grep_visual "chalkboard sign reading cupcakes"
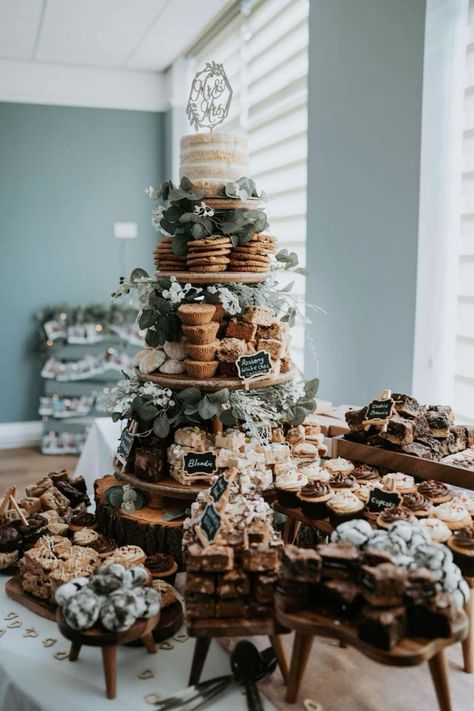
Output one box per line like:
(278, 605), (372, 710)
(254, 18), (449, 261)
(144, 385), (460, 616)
(367, 487), (401, 513)
(362, 397), (395, 426)
(200, 504), (221, 542)
(210, 475), (228, 503)
(184, 451), (217, 476)
(236, 350), (272, 380)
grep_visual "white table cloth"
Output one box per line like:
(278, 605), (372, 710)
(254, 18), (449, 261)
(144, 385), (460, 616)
(0, 579), (274, 711)
(75, 418), (122, 497)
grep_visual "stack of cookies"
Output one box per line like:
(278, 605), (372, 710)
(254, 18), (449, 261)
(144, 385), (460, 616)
(185, 237), (232, 273)
(228, 233), (277, 273)
(154, 237), (187, 272)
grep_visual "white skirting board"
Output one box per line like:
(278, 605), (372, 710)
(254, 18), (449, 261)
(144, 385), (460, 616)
(0, 421), (43, 449)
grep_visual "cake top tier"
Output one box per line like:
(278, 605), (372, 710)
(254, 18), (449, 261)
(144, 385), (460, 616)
(180, 132), (249, 197)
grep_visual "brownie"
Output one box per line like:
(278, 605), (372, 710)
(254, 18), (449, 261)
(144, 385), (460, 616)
(401, 442), (433, 459)
(466, 425), (474, 448)
(414, 436), (445, 461)
(216, 570), (249, 598)
(407, 594), (457, 638)
(247, 601), (273, 618)
(0, 526), (21, 553)
(404, 568), (436, 604)
(345, 407), (368, 432)
(242, 545), (278, 572)
(280, 544), (322, 583)
(320, 579), (363, 619)
(134, 447), (165, 482)
(426, 411), (451, 437)
(186, 544), (233, 573)
(426, 405), (454, 423)
(186, 594), (216, 620)
(449, 425), (467, 453)
(54, 480), (89, 508)
(360, 548), (395, 567)
(380, 417), (414, 446)
(358, 605), (406, 650)
(253, 572), (278, 604)
(359, 563), (407, 606)
(187, 573), (215, 596)
(317, 543), (359, 580)
(70, 512), (96, 528)
(69, 475), (88, 494)
(215, 599), (247, 618)
(392, 393), (422, 419)
(276, 578), (310, 612)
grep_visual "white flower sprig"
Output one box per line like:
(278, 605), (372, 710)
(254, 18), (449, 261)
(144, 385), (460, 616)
(161, 276), (194, 305)
(193, 201), (215, 218)
(206, 285), (241, 315)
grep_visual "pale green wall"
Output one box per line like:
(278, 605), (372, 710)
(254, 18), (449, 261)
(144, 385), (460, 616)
(0, 102), (164, 422)
(305, 0), (426, 405)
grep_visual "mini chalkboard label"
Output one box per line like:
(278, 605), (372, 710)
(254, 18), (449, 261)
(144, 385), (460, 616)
(199, 504), (221, 542)
(115, 428), (134, 466)
(363, 398), (394, 424)
(209, 475), (228, 503)
(184, 451), (217, 476)
(367, 487), (401, 513)
(236, 350), (272, 380)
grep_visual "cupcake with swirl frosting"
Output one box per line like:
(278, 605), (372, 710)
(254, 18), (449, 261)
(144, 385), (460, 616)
(376, 506), (414, 530)
(448, 527), (474, 575)
(329, 472), (358, 491)
(275, 469), (308, 508)
(352, 463), (380, 484)
(326, 491), (364, 526)
(401, 492), (433, 518)
(417, 480), (453, 505)
(298, 481), (334, 519)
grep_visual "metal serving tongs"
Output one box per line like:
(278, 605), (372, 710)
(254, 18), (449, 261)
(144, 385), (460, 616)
(154, 644), (276, 710)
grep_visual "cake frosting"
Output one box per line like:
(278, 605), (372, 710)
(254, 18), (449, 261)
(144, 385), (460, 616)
(180, 133), (249, 196)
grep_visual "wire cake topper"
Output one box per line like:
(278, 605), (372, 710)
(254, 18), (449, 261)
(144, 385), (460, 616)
(186, 62), (233, 132)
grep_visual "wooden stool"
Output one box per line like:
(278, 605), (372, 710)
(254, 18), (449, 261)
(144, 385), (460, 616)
(57, 610), (160, 699)
(275, 598), (468, 711)
(461, 575), (474, 673)
(187, 617), (289, 686)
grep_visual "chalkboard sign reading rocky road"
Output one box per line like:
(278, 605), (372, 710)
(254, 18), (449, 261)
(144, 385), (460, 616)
(200, 504), (221, 542)
(236, 350), (272, 380)
(184, 451), (217, 476)
(210, 475), (228, 503)
(367, 487), (401, 513)
(363, 398), (395, 425)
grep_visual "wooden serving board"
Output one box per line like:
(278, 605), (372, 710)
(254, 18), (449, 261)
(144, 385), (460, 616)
(195, 197), (263, 211)
(6, 576), (56, 621)
(136, 368), (295, 392)
(154, 270), (269, 285)
(188, 615), (285, 638)
(127, 601), (184, 645)
(334, 436), (474, 491)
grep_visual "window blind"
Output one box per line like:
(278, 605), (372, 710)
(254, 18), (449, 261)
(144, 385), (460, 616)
(189, 0), (310, 373)
(455, 0), (474, 423)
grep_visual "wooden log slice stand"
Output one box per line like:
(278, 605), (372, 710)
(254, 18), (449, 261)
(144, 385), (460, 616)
(274, 596), (468, 710)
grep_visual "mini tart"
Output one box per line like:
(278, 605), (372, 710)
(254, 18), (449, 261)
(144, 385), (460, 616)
(177, 303), (216, 325)
(322, 457), (354, 475)
(376, 506), (414, 530)
(381, 472), (416, 494)
(417, 479), (453, 505)
(182, 321), (220, 345)
(145, 553), (178, 584)
(328, 472), (358, 490)
(185, 339), (220, 362)
(419, 517), (452, 543)
(326, 491), (364, 526)
(184, 359), (219, 378)
(69, 512), (97, 532)
(433, 502), (472, 531)
(401, 492), (433, 518)
(297, 482), (334, 519)
(351, 463), (380, 483)
(447, 527), (474, 576)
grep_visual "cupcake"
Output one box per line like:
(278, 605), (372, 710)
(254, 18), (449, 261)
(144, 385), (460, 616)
(376, 506), (414, 530)
(297, 481), (334, 519)
(326, 491), (364, 526)
(401, 493), (433, 518)
(177, 303), (216, 325)
(72, 527), (99, 546)
(417, 480), (453, 505)
(87, 535), (117, 559)
(185, 340), (220, 362)
(451, 494), (474, 516)
(184, 359), (219, 378)
(108, 545), (146, 568)
(182, 322), (220, 344)
(299, 461), (330, 483)
(322, 457), (354, 476)
(329, 472), (358, 491)
(145, 553), (178, 584)
(69, 512), (97, 532)
(448, 527), (474, 576)
(352, 463), (380, 484)
(355, 481), (379, 504)
(275, 469), (308, 508)
(433, 502), (472, 531)
(419, 517), (451, 543)
(381, 473), (416, 494)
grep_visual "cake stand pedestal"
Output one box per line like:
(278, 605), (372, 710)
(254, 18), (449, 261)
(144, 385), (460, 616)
(274, 502), (334, 545)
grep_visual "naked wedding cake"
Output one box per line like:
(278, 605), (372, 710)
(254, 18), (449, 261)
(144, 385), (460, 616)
(179, 132), (249, 195)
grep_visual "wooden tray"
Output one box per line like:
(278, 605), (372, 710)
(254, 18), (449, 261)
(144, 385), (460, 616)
(188, 615), (285, 638)
(126, 601), (184, 645)
(154, 270), (269, 285)
(136, 368), (295, 392)
(334, 436), (474, 490)
(6, 575), (56, 621)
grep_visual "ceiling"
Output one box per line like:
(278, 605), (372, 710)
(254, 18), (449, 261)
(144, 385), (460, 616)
(0, 0), (229, 72)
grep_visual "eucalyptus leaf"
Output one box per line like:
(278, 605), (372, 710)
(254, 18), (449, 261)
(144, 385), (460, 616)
(207, 388), (230, 405)
(131, 268), (149, 281)
(139, 309), (157, 329)
(153, 411), (170, 438)
(172, 235), (189, 257)
(177, 387), (202, 403)
(137, 402), (159, 421)
(198, 397), (218, 419)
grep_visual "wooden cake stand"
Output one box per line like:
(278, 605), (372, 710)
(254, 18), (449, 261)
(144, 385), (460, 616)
(154, 270), (270, 285)
(57, 609), (160, 699)
(136, 368), (295, 392)
(274, 597), (468, 710)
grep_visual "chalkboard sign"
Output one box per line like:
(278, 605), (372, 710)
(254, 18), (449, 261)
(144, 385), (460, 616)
(199, 504), (221, 542)
(363, 398), (394, 424)
(236, 350), (272, 380)
(210, 475), (228, 503)
(367, 487), (401, 513)
(115, 428), (134, 466)
(183, 451), (217, 476)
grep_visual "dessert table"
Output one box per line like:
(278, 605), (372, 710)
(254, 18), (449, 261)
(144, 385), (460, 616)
(0, 578), (275, 711)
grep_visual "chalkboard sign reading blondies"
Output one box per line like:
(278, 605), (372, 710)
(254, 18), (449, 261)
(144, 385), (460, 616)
(184, 451), (217, 476)
(209, 475), (228, 503)
(363, 398), (395, 426)
(200, 504), (221, 542)
(367, 487), (401, 513)
(236, 350), (272, 380)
